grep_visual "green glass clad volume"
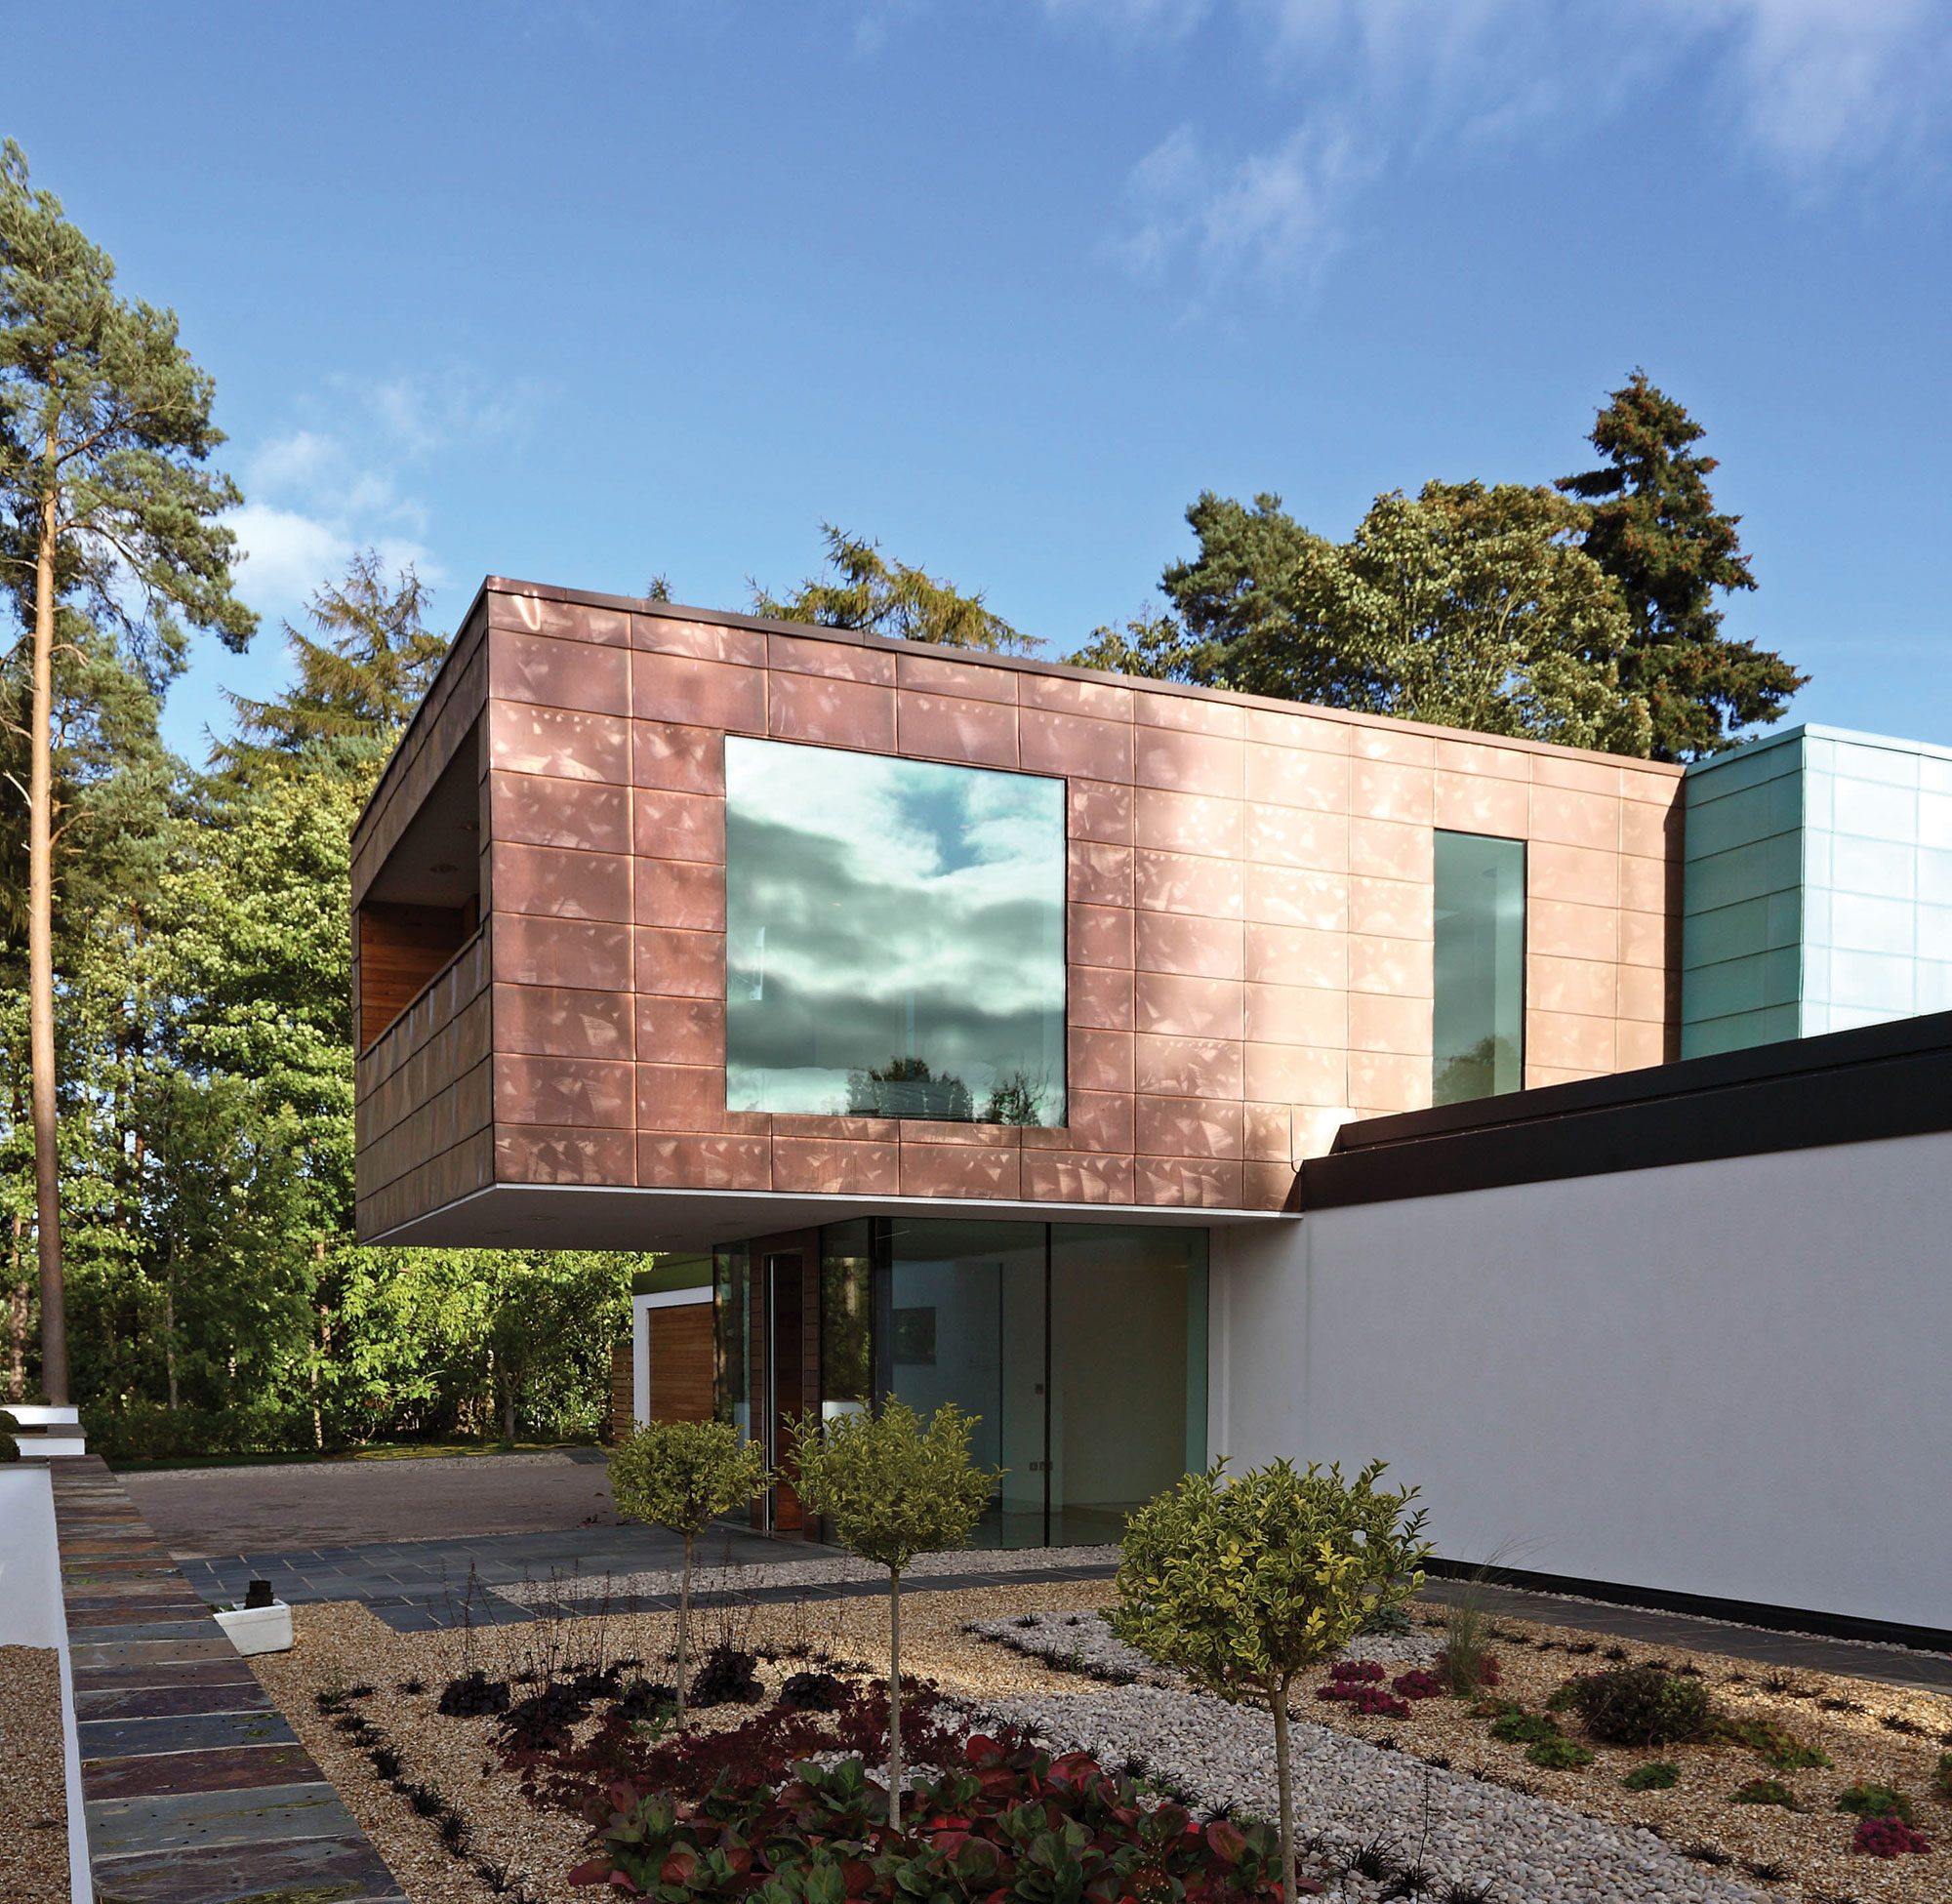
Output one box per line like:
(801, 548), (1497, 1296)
(724, 738), (1067, 1125)
(1433, 830), (1527, 1104)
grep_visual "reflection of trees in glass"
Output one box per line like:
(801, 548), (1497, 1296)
(981, 1069), (1046, 1125)
(846, 1056), (973, 1121)
(1433, 1034), (1520, 1106)
(820, 1246), (872, 1408)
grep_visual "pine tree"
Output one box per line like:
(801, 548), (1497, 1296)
(1558, 371), (1805, 760)
(223, 552), (445, 775)
(753, 523), (1038, 654)
(0, 142), (252, 1403)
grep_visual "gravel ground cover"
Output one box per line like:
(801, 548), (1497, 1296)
(968, 1607), (1952, 1904)
(252, 1584), (1950, 1904)
(0, 1645), (70, 1904)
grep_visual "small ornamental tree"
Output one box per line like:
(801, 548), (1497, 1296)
(1113, 1458), (1431, 1904)
(609, 1418), (772, 1726)
(788, 1398), (996, 1826)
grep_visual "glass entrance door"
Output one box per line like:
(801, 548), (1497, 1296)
(763, 1252), (804, 1533)
(881, 1219), (1046, 1548)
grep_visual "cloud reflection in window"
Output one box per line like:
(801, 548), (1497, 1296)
(724, 738), (1067, 1125)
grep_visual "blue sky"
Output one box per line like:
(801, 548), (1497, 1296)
(13, 0), (1952, 760)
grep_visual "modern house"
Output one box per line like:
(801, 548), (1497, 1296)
(352, 580), (1951, 1637)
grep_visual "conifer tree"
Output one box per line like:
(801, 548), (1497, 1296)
(754, 523), (1038, 654)
(223, 552), (444, 775)
(1558, 370), (1805, 760)
(0, 142), (252, 1402)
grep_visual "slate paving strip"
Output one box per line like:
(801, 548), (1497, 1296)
(48, 1456), (410, 1904)
(90, 1831), (406, 1904)
(83, 1780), (351, 1855)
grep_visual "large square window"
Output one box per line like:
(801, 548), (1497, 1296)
(724, 739), (1067, 1125)
(1433, 830), (1525, 1105)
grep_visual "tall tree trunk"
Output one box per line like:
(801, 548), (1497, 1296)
(887, 1569), (904, 1829)
(1272, 1676), (1296, 1904)
(29, 454), (68, 1405)
(312, 1239), (329, 1450)
(675, 1529), (694, 1728)
(163, 1278), (178, 1413)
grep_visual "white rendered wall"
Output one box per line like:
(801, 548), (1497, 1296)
(1213, 1130), (1952, 1633)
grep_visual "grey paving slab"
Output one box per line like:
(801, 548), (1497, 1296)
(83, 1780), (351, 1855)
(78, 1708), (301, 1761)
(1420, 1577), (1952, 1695)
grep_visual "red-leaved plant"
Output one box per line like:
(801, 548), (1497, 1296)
(1851, 1813), (1932, 1858)
(569, 1733), (1314, 1900)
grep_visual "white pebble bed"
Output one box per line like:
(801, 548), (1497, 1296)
(971, 1608), (1442, 1682)
(962, 1618), (1764, 1904)
(499, 1542), (1122, 1605)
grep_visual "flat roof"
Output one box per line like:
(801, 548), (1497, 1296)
(355, 575), (1686, 849)
(1686, 721), (1952, 777)
(1301, 1009), (1952, 1210)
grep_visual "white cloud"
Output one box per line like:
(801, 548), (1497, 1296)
(1698, 0), (1951, 176)
(226, 503), (358, 609)
(1109, 118), (1374, 288)
(224, 366), (540, 623)
(1091, 0), (1950, 294)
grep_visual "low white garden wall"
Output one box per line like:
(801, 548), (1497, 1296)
(1211, 1128), (1952, 1634)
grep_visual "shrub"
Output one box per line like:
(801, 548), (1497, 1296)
(607, 1419), (772, 1726)
(1565, 1666), (1716, 1747)
(1316, 1681), (1411, 1718)
(1437, 1646), (1500, 1692)
(437, 1671), (510, 1718)
(1114, 1456), (1428, 1904)
(1717, 1716), (1829, 1769)
(1327, 1660), (1385, 1683)
(1837, 1781), (1914, 1825)
(1730, 1778), (1800, 1809)
(687, 1643), (763, 1709)
(1392, 1670), (1444, 1701)
(1360, 1602), (1413, 1639)
(788, 1398), (995, 1827)
(614, 1680), (676, 1725)
(780, 1670), (846, 1712)
(1935, 1753), (1952, 1806)
(1526, 1738), (1594, 1770)
(0, 1408), (18, 1463)
(1622, 1762), (1681, 1792)
(1851, 1814), (1932, 1857)
(1489, 1711), (1562, 1747)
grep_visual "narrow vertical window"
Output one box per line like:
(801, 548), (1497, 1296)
(1433, 830), (1526, 1105)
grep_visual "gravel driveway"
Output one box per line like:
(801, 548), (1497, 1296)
(120, 1449), (619, 1556)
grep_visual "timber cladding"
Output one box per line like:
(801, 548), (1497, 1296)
(351, 576), (1688, 1237)
(608, 1305), (716, 1446)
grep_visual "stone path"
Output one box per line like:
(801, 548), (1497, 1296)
(179, 1525), (1120, 1632)
(1419, 1575), (1952, 1697)
(163, 1494), (1952, 1690)
(51, 1456), (407, 1904)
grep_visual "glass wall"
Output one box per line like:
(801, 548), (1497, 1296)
(712, 1241), (752, 1440)
(883, 1219), (1047, 1549)
(819, 1219), (874, 1424)
(724, 738), (1067, 1126)
(1048, 1226), (1207, 1547)
(1433, 830), (1526, 1105)
(749, 1217), (1211, 1548)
